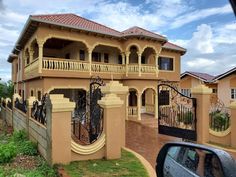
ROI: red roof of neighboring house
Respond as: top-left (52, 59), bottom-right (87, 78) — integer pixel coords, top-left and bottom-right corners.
top-left (163, 42), bottom-right (186, 53)
top-left (181, 71), bottom-right (215, 82)
top-left (31, 13), bottom-right (122, 37)
top-left (213, 66), bottom-right (236, 81)
top-left (122, 26), bottom-right (166, 41)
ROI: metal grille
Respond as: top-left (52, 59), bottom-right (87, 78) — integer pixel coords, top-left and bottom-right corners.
top-left (15, 98), bottom-right (27, 113)
top-left (158, 83), bottom-right (197, 141)
top-left (72, 76), bottom-right (104, 144)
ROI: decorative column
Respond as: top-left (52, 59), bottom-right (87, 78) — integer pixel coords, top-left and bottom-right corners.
top-left (121, 53), bottom-right (125, 65)
top-left (136, 92), bottom-right (141, 121)
top-left (229, 102), bottom-right (236, 148)
top-left (37, 40), bottom-right (44, 73)
top-left (138, 52), bottom-right (142, 76)
top-left (88, 49), bottom-right (92, 75)
top-left (125, 52), bottom-right (130, 76)
top-left (191, 84), bottom-right (212, 144)
top-left (29, 48), bottom-right (34, 64)
top-left (154, 92), bottom-right (158, 119)
top-left (98, 81), bottom-right (128, 159)
top-left (154, 53), bottom-right (159, 77)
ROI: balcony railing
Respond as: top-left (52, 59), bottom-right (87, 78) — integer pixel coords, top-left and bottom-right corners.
top-left (43, 57), bottom-right (89, 72)
top-left (128, 106), bottom-right (138, 116)
top-left (24, 57), bottom-right (158, 77)
top-left (145, 104), bottom-right (155, 114)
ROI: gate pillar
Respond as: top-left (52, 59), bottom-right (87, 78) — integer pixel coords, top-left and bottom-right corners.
top-left (229, 102), bottom-right (236, 148)
top-left (191, 84), bottom-right (212, 144)
top-left (98, 81), bottom-right (128, 159)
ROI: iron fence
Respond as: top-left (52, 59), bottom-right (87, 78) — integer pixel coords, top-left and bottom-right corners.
top-left (15, 98), bottom-right (27, 113)
top-left (7, 100), bottom-right (12, 110)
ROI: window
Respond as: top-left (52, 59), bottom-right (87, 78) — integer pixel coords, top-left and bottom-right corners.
top-left (158, 57), bottom-right (173, 71)
top-left (104, 53), bottom-right (109, 63)
top-left (159, 90), bottom-right (170, 105)
top-left (231, 89), bottom-right (236, 99)
top-left (65, 53), bottom-right (70, 59)
top-left (37, 90), bottom-right (42, 101)
top-left (212, 88), bottom-right (217, 93)
top-left (92, 52), bottom-right (101, 62)
top-left (181, 89), bottom-right (191, 97)
top-left (80, 50), bottom-right (85, 60)
top-left (30, 89), bottom-right (34, 97)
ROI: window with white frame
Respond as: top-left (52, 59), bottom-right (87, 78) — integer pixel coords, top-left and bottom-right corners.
top-left (181, 89), bottom-right (191, 97)
top-left (231, 89), bottom-right (236, 99)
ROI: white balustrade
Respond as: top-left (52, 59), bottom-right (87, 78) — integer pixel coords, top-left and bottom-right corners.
top-left (141, 65), bottom-right (157, 73)
top-left (145, 104), bottom-right (155, 113)
top-left (128, 64), bottom-right (139, 73)
top-left (128, 106), bottom-right (138, 116)
top-left (91, 63), bottom-right (125, 73)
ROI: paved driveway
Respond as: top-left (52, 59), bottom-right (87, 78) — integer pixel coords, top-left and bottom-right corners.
top-left (126, 120), bottom-right (181, 168)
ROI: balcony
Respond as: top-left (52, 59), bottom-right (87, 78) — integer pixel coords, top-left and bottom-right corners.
top-left (24, 57), bottom-right (159, 80)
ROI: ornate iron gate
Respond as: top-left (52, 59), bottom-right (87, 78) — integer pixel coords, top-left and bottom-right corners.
top-left (158, 83), bottom-right (197, 141)
top-left (72, 77), bottom-right (104, 144)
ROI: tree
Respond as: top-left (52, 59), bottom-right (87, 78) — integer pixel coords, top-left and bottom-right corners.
top-left (0, 80), bottom-right (14, 99)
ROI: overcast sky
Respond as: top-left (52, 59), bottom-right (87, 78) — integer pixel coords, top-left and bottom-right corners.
top-left (0, 0), bottom-right (235, 81)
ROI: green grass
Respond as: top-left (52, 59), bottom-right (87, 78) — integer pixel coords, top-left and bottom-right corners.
top-left (63, 149), bottom-right (149, 177)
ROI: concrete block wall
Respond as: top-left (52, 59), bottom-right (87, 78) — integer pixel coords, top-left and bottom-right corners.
top-left (29, 118), bottom-right (47, 159)
top-left (12, 108), bottom-right (27, 131)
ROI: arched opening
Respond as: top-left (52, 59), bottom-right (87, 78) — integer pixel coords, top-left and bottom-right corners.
top-left (92, 44), bottom-right (122, 64)
top-left (128, 88), bottom-right (138, 117)
top-left (141, 47), bottom-right (156, 65)
top-left (43, 38), bottom-right (88, 61)
top-left (141, 88), bottom-right (156, 117)
top-left (129, 45), bottom-right (138, 64)
top-left (30, 39), bottom-right (39, 60)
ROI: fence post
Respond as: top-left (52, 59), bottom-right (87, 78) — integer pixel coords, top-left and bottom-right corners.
top-left (100, 81), bottom-right (128, 147)
top-left (229, 102), bottom-right (236, 148)
top-left (47, 94), bottom-right (75, 165)
top-left (27, 96), bottom-right (36, 137)
top-left (191, 84), bottom-right (212, 144)
top-left (98, 81), bottom-right (127, 159)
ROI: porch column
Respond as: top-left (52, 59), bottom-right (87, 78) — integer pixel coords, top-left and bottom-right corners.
top-left (125, 52), bottom-right (130, 76)
top-left (229, 102), bottom-right (236, 148)
top-left (136, 92), bottom-right (141, 121)
top-left (154, 53), bottom-right (158, 77)
top-left (88, 49), bottom-right (92, 75)
top-left (37, 40), bottom-right (44, 74)
top-left (191, 84), bottom-right (212, 144)
top-left (154, 92), bottom-right (158, 119)
top-left (121, 53), bottom-right (125, 65)
top-left (138, 52), bottom-right (141, 76)
top-left (29, 47), bottom-right (34, 64)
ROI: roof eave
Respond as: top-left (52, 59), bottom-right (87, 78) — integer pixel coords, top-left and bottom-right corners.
top-left (122, 34), bottom-right (167, 42)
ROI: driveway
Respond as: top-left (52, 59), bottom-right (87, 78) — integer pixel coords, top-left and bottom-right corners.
top-left (126, 119), bottom-right (181, 168)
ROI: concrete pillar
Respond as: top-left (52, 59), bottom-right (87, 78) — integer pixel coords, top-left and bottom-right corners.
top-left (88, 50), bottom-right (92, 75)
top-left (27, 96), bottom-right (37, 137)
top-left (191, 84), bottom-right (212, 144)
top-left (29, 48), bottom-right (34, 63)
top-left (48, 94), bottom-right (75, 164)
top-left (98, 81), bottom-right (128, 159)
top-left (137, 92), bottom-right (141, 121)
top-left (229, 102), bottom-right (236, 148)
top-left (138, 53), bottom-right (141, 76)
top-left (154, 92), bottom-right (158, 119)
top-left (125, 52), bottom-right (130, 76)
top-left (121, 53), bottom-right (125, 65)
top-left (37, 40), bottom-right (44, 73)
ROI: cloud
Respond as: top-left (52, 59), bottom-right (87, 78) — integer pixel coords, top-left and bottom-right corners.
top-left (171, 4), bottom-right (232, 29)
top-left (187, 58), bottom-right (216, 68)
top-left (0, 0), bottom-right (4, 11)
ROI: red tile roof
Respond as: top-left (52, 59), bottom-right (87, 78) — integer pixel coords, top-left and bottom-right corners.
top-left (163, 42), bottom-right (186, 53)
top-left (181, 71), bottom-right (215, 82)
top-left (31, 13), bottom-right (122, 37)
top-left (122, 26), bottom-right (166, 41)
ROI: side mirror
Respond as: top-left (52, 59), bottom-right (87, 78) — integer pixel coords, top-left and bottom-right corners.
top-left (156, 142), bottom-right (236, 177)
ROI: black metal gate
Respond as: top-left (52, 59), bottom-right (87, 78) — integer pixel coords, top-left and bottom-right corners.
top-left (72, 76), bottom-right (104, 145)
top-left (158, 83), bottom-right (197, 141)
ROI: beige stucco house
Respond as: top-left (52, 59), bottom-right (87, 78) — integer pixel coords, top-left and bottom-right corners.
top-left (8, 13), bottom-right (186, 120)
top-left (180, 68), bottom-right (236, 107)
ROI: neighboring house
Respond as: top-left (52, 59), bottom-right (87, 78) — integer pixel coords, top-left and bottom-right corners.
top-left (180, 71), bottom-right (216, 97)
top-left (212, 67), bottom-right (236, 107)
top-left (8, 13), bottom-right (186, 120)
top-left (180, 67), bottom-right (236, 107)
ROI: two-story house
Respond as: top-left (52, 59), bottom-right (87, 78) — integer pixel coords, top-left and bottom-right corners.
top-left (8, 13), bottom-right (186, 121)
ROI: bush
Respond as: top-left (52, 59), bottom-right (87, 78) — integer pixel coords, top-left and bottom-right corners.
top-left (18, 141), bottom-right (38, 156)
top-left (0, 142), bottom-right (16, 163)
top-left (12, 130), bottom-right (27, 142)
top-left (210, 110), bottom-right (230, 130)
